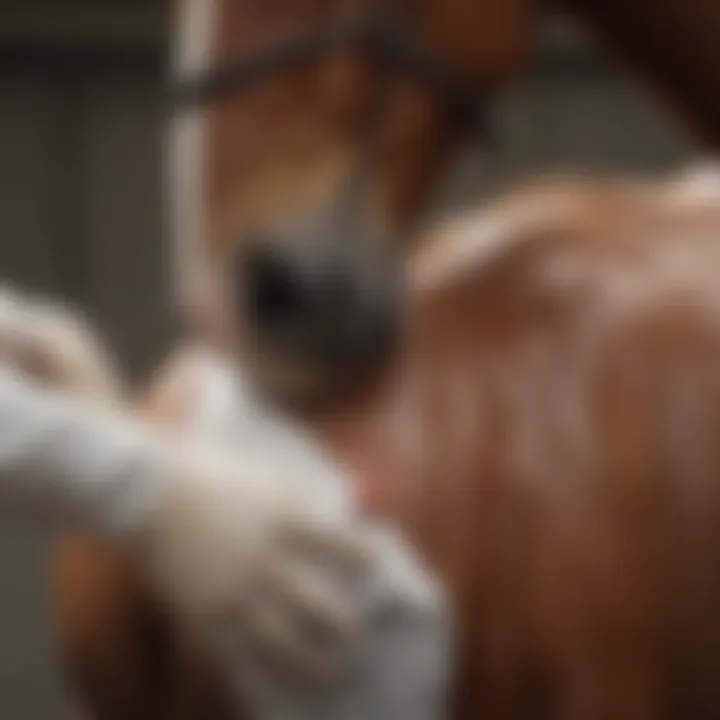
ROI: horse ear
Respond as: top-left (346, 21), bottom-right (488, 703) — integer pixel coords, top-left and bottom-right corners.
top-left (423, 0), bottom-right (534, 88)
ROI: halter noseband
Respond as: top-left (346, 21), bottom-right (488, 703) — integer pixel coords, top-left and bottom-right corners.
top-left (169, 15), bottom-right (485, 136)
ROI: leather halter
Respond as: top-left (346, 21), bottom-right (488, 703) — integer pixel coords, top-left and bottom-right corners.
top-left (169, 13), bottom-right (485, 136)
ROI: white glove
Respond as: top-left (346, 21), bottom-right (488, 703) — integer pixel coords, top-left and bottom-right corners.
top-left (0, 284), bottom-right (372, 679)
top-left (146, 352), bottom-right (452, 720)
top-left (136, 439), bottom-right (371, 679)
top-left (0, 285), bottom-right (448, 708)
top-left (0, 369), bottom-right (370, 681)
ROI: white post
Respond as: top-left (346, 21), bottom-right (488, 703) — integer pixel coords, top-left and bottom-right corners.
top-left (166, 0), bottom-right (219, 317)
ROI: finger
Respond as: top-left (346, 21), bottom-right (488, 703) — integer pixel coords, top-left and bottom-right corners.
top-left (257, 555), bottom-right (366, 655)
top-left (242, 597), bottom-right (346, 680)
top-left (278, 517), bottom-right (373, 576)
top-left (209, 550), bottom-right (362, 653)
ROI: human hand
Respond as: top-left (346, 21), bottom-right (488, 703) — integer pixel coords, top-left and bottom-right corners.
top-left (136, 442), bottom-right (370, 680)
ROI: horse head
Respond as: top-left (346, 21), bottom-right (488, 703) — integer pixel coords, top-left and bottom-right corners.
top-left (170, 0), bottom-right (533, 403)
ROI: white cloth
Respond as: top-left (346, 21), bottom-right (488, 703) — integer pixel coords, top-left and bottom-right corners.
top-left (0, 359), bottom-right (452, 719)
top-left (177, 351), bottom-right (452, 720)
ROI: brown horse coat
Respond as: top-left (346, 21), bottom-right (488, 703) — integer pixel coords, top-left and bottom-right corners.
top-left (55, 172), bottom-right (720, 718)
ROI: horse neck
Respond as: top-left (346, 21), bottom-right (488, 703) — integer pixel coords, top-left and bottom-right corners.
top-left (559, 0), bottom-right (720, 147)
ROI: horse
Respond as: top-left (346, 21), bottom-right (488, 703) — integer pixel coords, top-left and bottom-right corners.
top-left (162, 0), bottom-right (720, 405)
top-left (54, 0), bottom-right (720, 717)
top-left (54, 167), bottom-right (720, 718)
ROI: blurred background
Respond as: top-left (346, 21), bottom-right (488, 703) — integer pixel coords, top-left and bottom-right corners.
top-left (0, 0), bottom-right (701, 716)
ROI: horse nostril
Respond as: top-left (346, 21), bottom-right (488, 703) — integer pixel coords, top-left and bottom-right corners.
top-left (242, 246), bottom-right (306, 343)
top-left (238, 240), bottom-right (399, 372)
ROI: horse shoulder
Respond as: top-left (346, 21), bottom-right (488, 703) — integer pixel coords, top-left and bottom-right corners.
top-left (395, 181), bottom-right (720, 712)
top-left (389, 178), bottom-right (720, 553)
